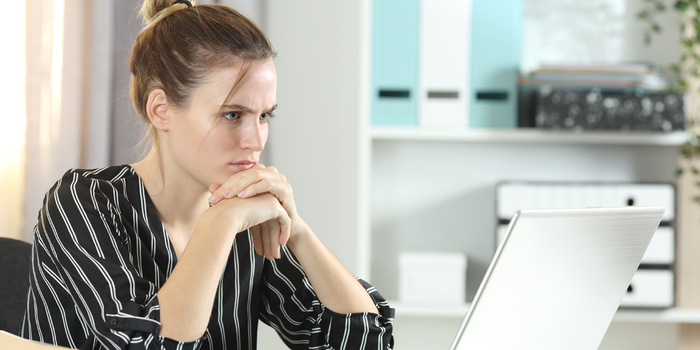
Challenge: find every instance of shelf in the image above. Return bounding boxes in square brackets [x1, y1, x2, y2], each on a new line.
[389, 301, 471, 318]
[390, 301, 700, 324]
[370, 127, 691, 146]
[613, 308, 700, 324]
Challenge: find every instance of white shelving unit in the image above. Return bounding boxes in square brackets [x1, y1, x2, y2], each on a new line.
[371, 127, 691, 146]
[389, 300, 700, 324]
[266, 1, 691, 349]
[367, 129, 682, 302]
[375, 129, 689, 326]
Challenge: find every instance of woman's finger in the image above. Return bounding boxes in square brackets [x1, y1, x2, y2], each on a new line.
[278, 220, 290, 247]
[260, 220, 273, 260]
[250, 224, 263, 256]
[237, 178, 290, 202]
[208, 191, 291, 256]
[277, 211, 292, 249]
[266, 219, 281, 259]
[263, 166, 279, 174]
[231, 173, 300, 241]
[209, 165, 284, 205]
[209, 183, 222, 194]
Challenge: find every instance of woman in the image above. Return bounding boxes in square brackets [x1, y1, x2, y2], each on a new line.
[21, 1, 394, 349]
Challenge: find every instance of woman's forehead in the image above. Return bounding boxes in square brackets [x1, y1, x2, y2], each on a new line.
[197, 60, 277, 106]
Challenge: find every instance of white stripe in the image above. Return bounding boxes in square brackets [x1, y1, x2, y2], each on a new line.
[376, 314, 385, 350]
[217, 275, 227, 348]
[246, 232, 256, 350]
[339, 313, 352, 350]
[258, 293, 312, 338]
[232, 238, 241, 350]
[360, 312, 369, 350]
[261, 278, 305, 327]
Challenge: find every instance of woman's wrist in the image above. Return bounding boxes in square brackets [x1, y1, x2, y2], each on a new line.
[202, 200, 246, 235]
[286, 219, 313, 252]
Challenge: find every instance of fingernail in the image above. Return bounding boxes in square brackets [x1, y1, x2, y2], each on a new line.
[209, 193, 218, 203]
[237, 190, 246, 197]
[223, 189, 232, 197]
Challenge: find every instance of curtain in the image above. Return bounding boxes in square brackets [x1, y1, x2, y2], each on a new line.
[0, 2, 27, 241]
[22, 0, 112, 242]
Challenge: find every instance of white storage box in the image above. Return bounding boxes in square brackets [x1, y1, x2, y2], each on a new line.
[641, 226, 674, 265]
[398, 251, 467, 303]
[496, 182, 675, 222]
[620, 269, 674, 308]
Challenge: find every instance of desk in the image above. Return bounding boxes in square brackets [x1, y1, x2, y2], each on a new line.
[0, 331, 71, 349]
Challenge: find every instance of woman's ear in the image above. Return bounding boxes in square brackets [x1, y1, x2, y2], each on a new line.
[146, 89, 170, 131]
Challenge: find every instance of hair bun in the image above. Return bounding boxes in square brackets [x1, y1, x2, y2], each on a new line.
[141, 0, 197, 28]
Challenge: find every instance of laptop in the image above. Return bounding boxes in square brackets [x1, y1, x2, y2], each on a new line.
[449, 206, 665, 350]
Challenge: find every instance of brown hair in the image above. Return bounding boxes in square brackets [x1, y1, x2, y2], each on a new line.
[129, 0, 276, 153]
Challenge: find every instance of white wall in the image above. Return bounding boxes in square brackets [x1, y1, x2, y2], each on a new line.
[261, 2, 365, 348]
[265, 0, 363, 274]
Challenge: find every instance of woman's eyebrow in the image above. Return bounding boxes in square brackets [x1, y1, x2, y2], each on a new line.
[218, 103, 278, 113]
[218, 104, 254, 112]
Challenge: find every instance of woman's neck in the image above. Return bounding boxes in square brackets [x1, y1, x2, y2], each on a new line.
[131, 149, 210, 256]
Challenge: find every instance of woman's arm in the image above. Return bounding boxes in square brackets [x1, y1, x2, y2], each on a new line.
[155, 211, 235, 341]
[209, 165, 378, 315]
[157, 193, 291, 342]
[284, 221, 379, 314]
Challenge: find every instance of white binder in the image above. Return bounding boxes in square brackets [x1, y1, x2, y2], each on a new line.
[496, 182, 675, 222]
[419, 0, 471, 128]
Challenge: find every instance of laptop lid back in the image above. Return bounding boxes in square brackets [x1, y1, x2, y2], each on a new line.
[450, 206, 664, 350]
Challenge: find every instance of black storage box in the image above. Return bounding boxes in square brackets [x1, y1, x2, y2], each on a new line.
[519, 87, 685, 131]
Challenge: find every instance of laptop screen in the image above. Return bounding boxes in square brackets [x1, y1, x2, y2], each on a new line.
[450, 206, 664, 350]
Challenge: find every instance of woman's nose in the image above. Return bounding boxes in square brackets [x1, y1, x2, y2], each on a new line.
[239, 118, 266, 151]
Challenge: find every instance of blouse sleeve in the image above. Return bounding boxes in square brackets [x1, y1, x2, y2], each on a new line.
[258, 245, 395, 350]
[23, 172, 205, 350]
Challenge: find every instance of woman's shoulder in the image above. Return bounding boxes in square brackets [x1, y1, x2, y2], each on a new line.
[46, 165, 141, 205]
[60, 164, 137, 183]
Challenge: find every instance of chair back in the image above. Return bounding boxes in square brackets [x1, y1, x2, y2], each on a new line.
[0, 237, 32, 335]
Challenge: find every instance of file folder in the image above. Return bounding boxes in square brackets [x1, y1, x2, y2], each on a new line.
[469, 0, 522, 128]
[419, 0, 471, 128]
[372, 0, 420, 126]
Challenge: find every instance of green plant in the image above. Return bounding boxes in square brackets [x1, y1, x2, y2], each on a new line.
[638, 0, 699, 91]
[638, 0, 667, 45]
[640, 0, 700, 202]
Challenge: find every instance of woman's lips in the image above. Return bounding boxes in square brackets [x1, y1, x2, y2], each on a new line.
[231, 161, 256, 171]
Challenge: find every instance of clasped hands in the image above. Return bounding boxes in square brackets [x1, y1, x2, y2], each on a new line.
[207, 164, 305, 260]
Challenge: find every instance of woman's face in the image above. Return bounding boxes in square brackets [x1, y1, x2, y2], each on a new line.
[164, 59, 277, 190]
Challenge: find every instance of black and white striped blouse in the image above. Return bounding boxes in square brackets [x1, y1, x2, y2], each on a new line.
[21, 165, 394, 350]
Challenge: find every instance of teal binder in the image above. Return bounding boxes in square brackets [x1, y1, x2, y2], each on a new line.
[372, 0, 419, 126]
[470, 0, 522, 128]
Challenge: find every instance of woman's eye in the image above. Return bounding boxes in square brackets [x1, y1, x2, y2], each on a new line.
[260, 113, 276, 121]
[222, 111, 240, 120]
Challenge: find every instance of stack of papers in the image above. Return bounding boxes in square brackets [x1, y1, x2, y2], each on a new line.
[520, 63, 669, 91]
